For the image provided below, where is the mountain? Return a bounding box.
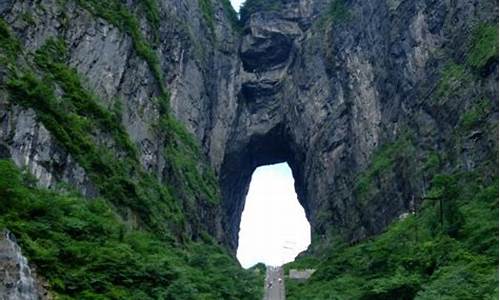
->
[0,0,497,299]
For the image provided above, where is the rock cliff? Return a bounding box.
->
[0,0,497,294]
[220,0,498,249]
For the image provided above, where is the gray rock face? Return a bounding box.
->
[0,230,50,300]
[218,0,498,249]
[0,0,497,256]
[0,102,98,197]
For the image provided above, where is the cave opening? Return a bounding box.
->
[236,162,311,268]
[229,0,244,13]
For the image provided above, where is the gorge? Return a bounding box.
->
[0,0,498,299]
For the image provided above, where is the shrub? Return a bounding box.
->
[0,18,21,63]
[354,134,414,202]
[0,159,263,299]
[286,171,498,300]
[6,38,183,240]
[74,0,164,89]
[1,13,263,300]
[467,23,499,69]
[199,0,215,33]
[435,63,473,102]
[459,98,493,130]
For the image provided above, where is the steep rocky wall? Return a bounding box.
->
[0,0,239,180]
[0,0,497,256]
[218,0,498,249]
[0,0,241,242]
[303,0,498,243]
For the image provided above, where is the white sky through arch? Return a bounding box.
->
[230,0,244,12]
[236,163,311,268]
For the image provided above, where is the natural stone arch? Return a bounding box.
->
[213,5,412,252]
[219,121,308,250]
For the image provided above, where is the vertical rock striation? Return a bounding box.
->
[0,0,497,255]
[217,0,498,249]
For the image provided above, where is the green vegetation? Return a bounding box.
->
[139,0,161,31]
[328,0,350,24]
[21,12,36,26]
[0,19,21,63]
[313,0,351,29]
[199,0,215,33]
[0,159,263,299]
[73,0,164,90]
[467,23,499,70]
[290,107,497,299]
[6,38,186,240]
[220,0,241,31]
[354,134,414,204]
[435,63,473,102]
[287,172,498,299]
[239,0,283,24]
[162,114,220,206]
[2,32,232,246]
[0,22,263,299]
[423,152,441,173]
[154,93,220,237]
[430,23,497,104]
[34,38,138,158]
[459,98,494,130]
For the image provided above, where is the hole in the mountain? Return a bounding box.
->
[230,0,244,13]
[236,162,311,269]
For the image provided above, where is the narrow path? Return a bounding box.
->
[264,266,285,300]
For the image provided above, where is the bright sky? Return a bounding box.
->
[236,163,311,268]
[230,0,244,12]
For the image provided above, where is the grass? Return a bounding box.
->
[21,12,36,26]
[139,0,161,30]
[33,38,138,158]
[313,0,351,29]
[423,152,441,173]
